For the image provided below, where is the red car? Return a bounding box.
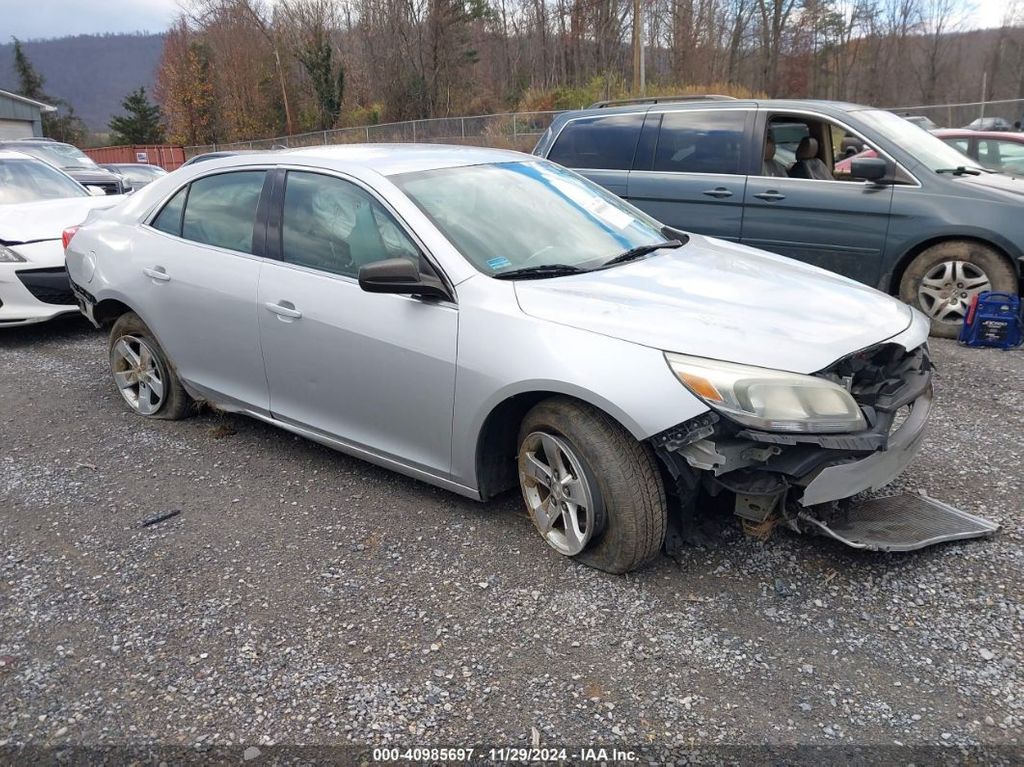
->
[933,129,1024,175]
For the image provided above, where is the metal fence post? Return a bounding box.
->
[461,117,466,138]
[513,114,518,141]
[413,120,417,142]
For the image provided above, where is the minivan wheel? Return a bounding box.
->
[899,240,1017,338]
[108,312,191,420]
[517,397,666,574]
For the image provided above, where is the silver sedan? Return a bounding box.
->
[66,145,951,572]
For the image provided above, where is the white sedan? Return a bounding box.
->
[0,150,120,327]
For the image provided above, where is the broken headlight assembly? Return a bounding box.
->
[0,244,27,263]
[664,352,866,434]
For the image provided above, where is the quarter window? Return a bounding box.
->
[181,171,266,254]
[548,114,644,170]
[653,111,747,174]
[151,186,187,236]
[280,171,421,278]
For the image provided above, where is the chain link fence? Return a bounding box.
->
[184,99,1024,159]
[184,111,562,158]
[888,99,1024,130]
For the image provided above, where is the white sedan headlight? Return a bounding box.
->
[0,244,26,263]
[665,352,866,433]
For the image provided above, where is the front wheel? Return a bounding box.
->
[517,397,666,574]
[108,312,192,420]
[899,240,1017,338]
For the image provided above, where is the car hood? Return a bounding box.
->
[0,196,120,244]
[513,234,913,374]
[949,170,1024,200]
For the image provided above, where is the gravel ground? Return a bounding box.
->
[0,317,1021,760]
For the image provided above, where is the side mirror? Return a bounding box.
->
[358,258,450,300]
[87,185,107,197]
[850,157,888,182]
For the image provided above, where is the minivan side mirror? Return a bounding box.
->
[87,185,108,197]
[358,258,451,300]
[850,157,889,182]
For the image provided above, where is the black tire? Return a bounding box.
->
[898,240,1018,339]
[517,396,666,574]
[108,312,192,420]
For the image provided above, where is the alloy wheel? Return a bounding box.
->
[518,431,598,556]
[917,260,991,324]
[111,335,165,416]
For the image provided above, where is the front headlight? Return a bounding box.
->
[665,352,866,433]
[0,244,26,263]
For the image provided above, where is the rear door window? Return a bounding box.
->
[547,114,644,170]
[653,110,747,174]
[181,171,267,254]
[151,186,187,236]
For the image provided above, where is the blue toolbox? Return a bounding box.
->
[958,291,1022,349]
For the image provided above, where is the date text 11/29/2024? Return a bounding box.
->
[372,747,638,762]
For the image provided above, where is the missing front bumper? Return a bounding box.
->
[797,494,1000,551]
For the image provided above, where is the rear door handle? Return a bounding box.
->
[264,301,302,320]
[754,190,786,201]
[702,187,733,199]
[143,266,170,282]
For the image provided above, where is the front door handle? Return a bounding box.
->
[143,266,170,282]
[754,190,786,201]
[264,301,302,320]
[702,187,733,199]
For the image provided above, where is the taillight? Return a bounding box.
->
[62,226,80,251]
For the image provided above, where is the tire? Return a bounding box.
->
[898,240,1018,339]
[108,312,192,420]
[517,396,666,574]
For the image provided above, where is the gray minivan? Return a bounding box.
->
[533,98,1024,337]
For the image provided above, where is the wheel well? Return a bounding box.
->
[93,299,133,327]
[475,392,555,500]
[888,236,1020,295]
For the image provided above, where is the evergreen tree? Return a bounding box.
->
[12,39,46,100]
[10,37,87,144]
[108,87,166,144]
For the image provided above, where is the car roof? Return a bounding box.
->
[552,98,870,122]
[934,128,1024,140]
[213,143,532,176]
[0,149,43,161]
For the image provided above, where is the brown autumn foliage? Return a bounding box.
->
[154,0,1024,145]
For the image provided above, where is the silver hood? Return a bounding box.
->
[514,234,913,374]
[0,196,119,244]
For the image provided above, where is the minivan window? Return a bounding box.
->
[548,114,644,170]
[281,171,421,278]
[652,110,747,175]
[181,171,266,253]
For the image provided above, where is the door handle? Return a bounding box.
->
[143,266,170,282]
[754,190,786,201]
[702,187,733,199]
[264,301,302,320]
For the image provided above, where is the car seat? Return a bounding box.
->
[789,137,832,180]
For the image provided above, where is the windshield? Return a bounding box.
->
[19,142,98,170]
[0,158,88,203]
[857,109,985,172]
[392,161,671,275]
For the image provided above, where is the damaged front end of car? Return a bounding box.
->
[653,343,999,552]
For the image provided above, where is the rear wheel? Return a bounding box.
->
[108,312,191,420]
[899,240,1017,338]
[517,397,666,574]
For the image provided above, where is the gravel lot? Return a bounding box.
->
[0,317,1021,759]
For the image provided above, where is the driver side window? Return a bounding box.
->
[281,171,421,278]
[760,115,880,183]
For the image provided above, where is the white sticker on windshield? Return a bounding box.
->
[586,199,634,230]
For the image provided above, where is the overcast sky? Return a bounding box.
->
[3,0,1016,40]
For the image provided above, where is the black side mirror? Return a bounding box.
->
[850,156,889,182]
[358,258,450,300]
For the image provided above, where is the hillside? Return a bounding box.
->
[0,33,165,132]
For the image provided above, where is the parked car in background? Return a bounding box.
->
[0,150,120,325]
[903,114,939,131]
[962,116,1014,132]
[935,129,1024,176]
[0,138,127,194]
[533,97,1024,337]
[101,163,167,189]
[66,146,957,572]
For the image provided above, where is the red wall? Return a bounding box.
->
[83,145,187,171]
